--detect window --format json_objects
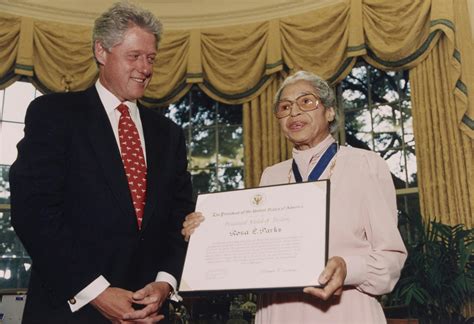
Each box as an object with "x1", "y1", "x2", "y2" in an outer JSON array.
[
  {"x1": 164, "y1": 87, "x2": 244, "y2": 197},
  {"x1": 336, "y1": 60, "x2": 420, "y2": 233},
  {"x1": 0, "y1": 81, "x2": 42, "y2": 289}
]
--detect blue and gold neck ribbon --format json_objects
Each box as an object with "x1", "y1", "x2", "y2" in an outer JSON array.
[{"x1": 292, "y1": 142, "x2": 338, "y2": 183}]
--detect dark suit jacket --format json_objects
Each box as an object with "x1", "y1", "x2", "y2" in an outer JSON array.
[{"x1": 9, "y1": 86, "x2": 195, "y2": 323}]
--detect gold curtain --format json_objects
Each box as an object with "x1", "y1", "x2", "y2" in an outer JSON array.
[
  {"x1": 0, "y1": 0, "x2": 472, "y2": 225},
  {"x1": 0, "y1": 13, "x2": 21, "y2": 88},
  {"x1": 198, "y1": 21, "x2": 279, "y2": 104},
  {"x1": 143, "y1": 30, "x2": 192, "y2": 105},
  {"x1": 279, "y1": 2, "x2": 352, "y2": 82},
  {"x1": 32, "y1": 20, "x2": 97, "y2": 91},
  {"x1": 410, "y1": 38, "x2": 473, "y2": 228},
  {"x1": 243, "y1": 74, "x2": 292, "y2": 188}
]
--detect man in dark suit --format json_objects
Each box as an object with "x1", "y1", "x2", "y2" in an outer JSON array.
[{"x1": 9, "y1": 2, "x2": 194, "y2": 323}]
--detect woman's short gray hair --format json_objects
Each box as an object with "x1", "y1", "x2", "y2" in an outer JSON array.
[
  {"x1": 275, "y1": 71, "x2": 339, "y2": 133},
  {"x1": 92, "y1": 1, "x2": 162, "y2": 56}
]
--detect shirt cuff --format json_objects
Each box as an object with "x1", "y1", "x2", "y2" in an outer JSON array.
[
  {"x1": 155, "y1": 272, "x2": 182, "y2": 302},
  {"x1": 68, "y1": 276, "x2": 110, "y2": 312},
  {"x1": 342, "y1": 255, "x2": 367, "y2": 286}
]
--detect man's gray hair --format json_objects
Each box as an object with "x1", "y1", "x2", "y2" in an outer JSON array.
[
  {"x1": 275, "y1": 71, "x2": 339, "y2": 133},
  {"x1": 92, "y1": 1, "x2": 162, "y2": 56}
]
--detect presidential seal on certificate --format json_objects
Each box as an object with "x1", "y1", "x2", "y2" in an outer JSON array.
[{"x1": 179, "y1": 180, "x2": 330, "y2": 295}]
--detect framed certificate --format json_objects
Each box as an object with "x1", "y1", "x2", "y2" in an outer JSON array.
[{"x1": 179, "y1": 180, "x2": 330, "y2": 295}]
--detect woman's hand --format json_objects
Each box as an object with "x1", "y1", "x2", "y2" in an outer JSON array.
[
  {"x1": 303, "y1": 256, "x2": 347, "y2": 300},
  {"x1": 181, "y1": 212, "x2": 204, "y2": 242}
]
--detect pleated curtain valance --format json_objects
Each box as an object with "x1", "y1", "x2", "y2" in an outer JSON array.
[
  {"x1": 0, "y1": 0, "x2": 472, "y2": 227},
  {"x1": 1, "y1": 0, "x2": 472, "y2": 135}
]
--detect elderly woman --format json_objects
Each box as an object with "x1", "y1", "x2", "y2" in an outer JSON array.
[{"x1": 183, "y1": 71, "x2": 407, "y2": 323}]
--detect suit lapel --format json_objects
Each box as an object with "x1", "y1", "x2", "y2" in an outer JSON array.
[
  {"x1": 83, "y1": 87, "x2": 137, "y2": 227},
  {"x1": 139, "y1": 107, "x2": 165, "y2": 231}
]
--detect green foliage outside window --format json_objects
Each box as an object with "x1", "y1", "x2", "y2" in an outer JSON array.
[{"x1": 164, "y1": 87, "x2": 244, "y2": 198}]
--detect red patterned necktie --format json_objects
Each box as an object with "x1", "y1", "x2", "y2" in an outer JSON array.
[{"x1": 117, "y1": 103, "x2": 147, "y2": 229}]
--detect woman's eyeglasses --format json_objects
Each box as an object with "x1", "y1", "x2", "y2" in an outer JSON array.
[{"x1": 274, "y1": 93, "x2": 320, "y2": 119}]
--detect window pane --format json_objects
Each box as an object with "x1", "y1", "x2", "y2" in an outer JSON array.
[
  {"x1": 167, "y1": 100, "x2": 190, "y2": 127},
  {"x1": 344, "y1": 108, "x2": 373, "y2": 150},
  {"x1": 400, "y1": 99, "x2": 414, "y2": 144},
  {"x1": 372, "y1": 104, "x2": 401, "y2": 154},
  {"x1": 0, "y1": 210, "x2": 32, "y2": 289},
  {"x1": 192, "y1": 93, "x2": 216, "y2": 126},
  {"x1": 218, "y1": 104, "x2": 242, "y2": 125},
  {"x1": 385, "y1": 149, "x2": 409, "y2": 187},
  {"x1": 405, "y1": 147, "x2": 417, "y2": 187},
  {"x1": 218, "y1": 126, "x2": 243, "y2": 167},
  {"x1": 396, "y1": 193, "x2": 421, "y2": 244},
  {"x1": 340, "y1": 63, "x2": 417, "y2": 189},
  {"x1": 218, "y1": 167, "x2": 244, "y2": 191},
  {"x1": 189, "y1": 127, "x2": 217, "y2": 169},
  {"x1": 3, "y1": 82, "x2": 36, "y2": 122},
  {"x1": 399, "y1": 71, "x2": 411, "y2": 100},
  {"x1": 191, "y1": 168, "x2": 218, "y2": 195},
  {"x1": 0, "y1": 165, "x2": 10, "y2": 203},
  {"x1": 372, "y1": 104, "x2": 400, "y2": 134},
  {"x1": 369, "y1": 68, "x2": 399, "y2": 105},
  {"x1": 373, "y1": 133, "x2": 416, "y2": 188},
  {"x1": 341, "y1": 65, "x2": 368, "y2": 109},
  {"x1": 0, "y1": 122, "x2": 24, "y2": 165},
  {"x1": 166, "y1": 88, "x2": 243, "y2": 195}
]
